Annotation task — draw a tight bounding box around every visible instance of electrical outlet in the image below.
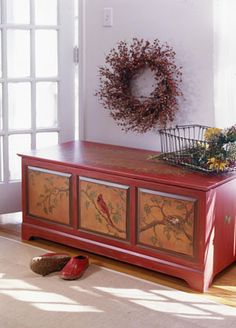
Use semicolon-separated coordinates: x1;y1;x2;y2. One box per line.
103;7;113;27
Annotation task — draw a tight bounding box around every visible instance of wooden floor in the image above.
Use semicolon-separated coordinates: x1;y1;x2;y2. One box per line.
1;212;236;308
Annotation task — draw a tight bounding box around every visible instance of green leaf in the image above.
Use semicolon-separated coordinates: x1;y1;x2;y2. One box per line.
85;200;90;210
95;213;102;223
108;202;113;211
89;191;97;200
112;213;120;224
151;236;157;245
165;232;171;240
176;204;185;210
163;199;172;206
144;204;151;215
151;196;161;204
86;184;92;190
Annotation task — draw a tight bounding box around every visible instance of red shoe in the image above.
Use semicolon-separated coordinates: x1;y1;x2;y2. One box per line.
30;253;71;276
59;255;89;280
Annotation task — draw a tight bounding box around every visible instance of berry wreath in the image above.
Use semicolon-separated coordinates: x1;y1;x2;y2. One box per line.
96;38;183;134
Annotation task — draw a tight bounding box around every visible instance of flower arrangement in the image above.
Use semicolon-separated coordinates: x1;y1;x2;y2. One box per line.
202;125;236;172
151;124;236;173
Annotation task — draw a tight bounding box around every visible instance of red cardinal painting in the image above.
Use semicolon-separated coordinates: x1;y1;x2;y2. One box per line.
97;194;113;226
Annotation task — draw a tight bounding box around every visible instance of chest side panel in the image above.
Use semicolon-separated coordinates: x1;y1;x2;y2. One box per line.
137;188;196;257
27;166;71;225
78;177;129;241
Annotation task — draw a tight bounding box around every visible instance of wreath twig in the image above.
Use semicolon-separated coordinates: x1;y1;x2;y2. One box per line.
96;38;183;133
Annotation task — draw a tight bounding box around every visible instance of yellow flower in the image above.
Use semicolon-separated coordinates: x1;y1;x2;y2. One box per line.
204;128;222;141
207;157;228;171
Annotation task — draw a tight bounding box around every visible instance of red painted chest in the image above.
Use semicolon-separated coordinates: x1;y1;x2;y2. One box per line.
19;141;236;291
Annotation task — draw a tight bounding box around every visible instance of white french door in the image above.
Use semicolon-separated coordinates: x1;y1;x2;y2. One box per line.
0;0;77;214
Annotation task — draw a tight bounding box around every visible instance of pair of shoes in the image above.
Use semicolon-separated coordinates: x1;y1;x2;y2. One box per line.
30;253;71;276
30;253;89;279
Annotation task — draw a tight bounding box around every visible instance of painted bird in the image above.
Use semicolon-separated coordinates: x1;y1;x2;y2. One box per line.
97;194;113;226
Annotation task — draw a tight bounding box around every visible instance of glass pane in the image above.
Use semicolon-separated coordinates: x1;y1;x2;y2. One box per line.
0;137;3;182
7;0;30;24
74;0;79;46
35;0;57;25
35;30;58;77
0;32;2;77
7;30;30;78
9;134;31;180
36;82;58;128
0;84;2;130
8;83;31;130
36;132;58;149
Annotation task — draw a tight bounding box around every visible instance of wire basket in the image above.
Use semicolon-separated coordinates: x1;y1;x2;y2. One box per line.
158;124;233;173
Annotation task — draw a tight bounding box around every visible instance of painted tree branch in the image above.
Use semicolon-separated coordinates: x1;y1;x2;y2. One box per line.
140;200;193;242
38;187;69;214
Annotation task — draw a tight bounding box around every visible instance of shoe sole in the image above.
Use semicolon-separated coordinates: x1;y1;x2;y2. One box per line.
30;255;71;276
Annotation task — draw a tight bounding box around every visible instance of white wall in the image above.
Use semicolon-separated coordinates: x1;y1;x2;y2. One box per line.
214;0;236;128
80;0;214;151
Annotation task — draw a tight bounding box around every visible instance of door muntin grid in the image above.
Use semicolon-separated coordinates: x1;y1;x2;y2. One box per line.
0;0;75;213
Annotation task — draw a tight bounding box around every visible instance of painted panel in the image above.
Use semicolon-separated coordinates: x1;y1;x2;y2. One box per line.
27;167;71;225
79;177;128;240
138;188;196;257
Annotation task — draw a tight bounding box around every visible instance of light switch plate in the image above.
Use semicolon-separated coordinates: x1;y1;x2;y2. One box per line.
103;7;113;27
